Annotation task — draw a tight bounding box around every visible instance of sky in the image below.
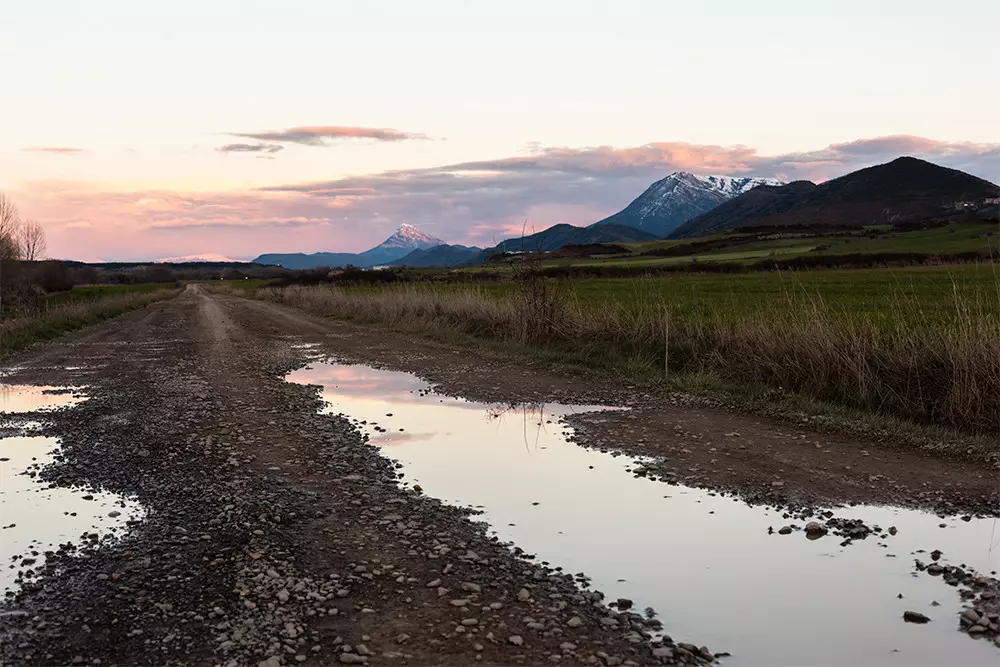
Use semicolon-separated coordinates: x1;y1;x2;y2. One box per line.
2;0;999;261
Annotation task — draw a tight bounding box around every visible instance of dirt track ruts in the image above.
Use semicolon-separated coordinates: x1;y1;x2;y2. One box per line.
1;285;996;667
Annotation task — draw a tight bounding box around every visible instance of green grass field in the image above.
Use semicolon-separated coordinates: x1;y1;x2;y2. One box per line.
429;262;1000;331
501;220;1000;270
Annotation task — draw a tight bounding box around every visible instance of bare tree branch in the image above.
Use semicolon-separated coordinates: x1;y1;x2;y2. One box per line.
19;219;46;261
0;191;23;261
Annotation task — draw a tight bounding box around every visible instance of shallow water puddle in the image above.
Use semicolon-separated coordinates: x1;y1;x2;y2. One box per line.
0;386;143;594
287;362;1000;666
0;385;83;414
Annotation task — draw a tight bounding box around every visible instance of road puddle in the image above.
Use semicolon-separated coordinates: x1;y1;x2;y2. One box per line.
287;361;1000;666
0;385;84;414
0;386;144;595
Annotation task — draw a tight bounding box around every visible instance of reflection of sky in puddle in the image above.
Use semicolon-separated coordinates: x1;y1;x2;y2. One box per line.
287;362;1000;667
0;386;144;594
0;385;85;413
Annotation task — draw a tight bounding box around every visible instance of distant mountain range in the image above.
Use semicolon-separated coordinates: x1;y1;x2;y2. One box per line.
250;157;1000;269
592;172;783;236
671;157;1000;238
253;223;657;270
253;224;444;269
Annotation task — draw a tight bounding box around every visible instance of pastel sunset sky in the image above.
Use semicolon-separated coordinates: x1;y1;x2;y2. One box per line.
4;0;999;261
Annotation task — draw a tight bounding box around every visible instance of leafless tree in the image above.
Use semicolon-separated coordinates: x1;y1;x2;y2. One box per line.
19;219;46;261
0;191;22;261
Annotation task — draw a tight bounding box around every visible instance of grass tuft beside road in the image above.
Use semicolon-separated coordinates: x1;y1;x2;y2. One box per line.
1;288;180;359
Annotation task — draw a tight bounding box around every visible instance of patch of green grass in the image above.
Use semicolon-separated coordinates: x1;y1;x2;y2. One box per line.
443;263;1000;331
814;222;1000;255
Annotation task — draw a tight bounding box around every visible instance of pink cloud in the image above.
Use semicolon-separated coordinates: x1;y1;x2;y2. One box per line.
22;147;86;154
229;125;430;146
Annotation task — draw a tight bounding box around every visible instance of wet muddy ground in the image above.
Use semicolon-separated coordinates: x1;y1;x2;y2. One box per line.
1;386;143;595
289;361;1000;666
1;286;998;666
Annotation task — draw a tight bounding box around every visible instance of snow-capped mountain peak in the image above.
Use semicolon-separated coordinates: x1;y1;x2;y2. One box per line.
376;224;444;250
592;172;785;236
158;253;245;263
701;174;784;197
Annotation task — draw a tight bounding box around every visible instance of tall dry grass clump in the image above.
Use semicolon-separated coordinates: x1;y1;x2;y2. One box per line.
257;275;1000;434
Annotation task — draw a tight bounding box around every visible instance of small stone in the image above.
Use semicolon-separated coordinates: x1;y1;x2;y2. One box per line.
903;611;931;624
450;599;468;607
517;588;531;602
567;616;583;628
804;522;827;537
508;635;524;646
961;609;981;625
778;526;792;535
339;654;367;665
426;579;442;588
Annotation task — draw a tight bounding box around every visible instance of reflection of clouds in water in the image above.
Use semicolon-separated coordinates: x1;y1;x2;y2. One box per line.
0;385;84;413
286;360;1000;667
290;364;591;456
292;364;429;404
367;431;437;446
1;435;144;593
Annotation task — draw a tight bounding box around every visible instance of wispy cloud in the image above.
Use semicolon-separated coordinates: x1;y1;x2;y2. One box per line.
217;143;284;154
228;125;429;146
22;146;86;154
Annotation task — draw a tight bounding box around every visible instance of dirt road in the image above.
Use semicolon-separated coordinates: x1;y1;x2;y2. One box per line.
1;286;996;666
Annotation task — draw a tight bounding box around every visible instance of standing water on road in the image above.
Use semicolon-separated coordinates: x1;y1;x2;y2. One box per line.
287;361;1000;667
0;385;144;594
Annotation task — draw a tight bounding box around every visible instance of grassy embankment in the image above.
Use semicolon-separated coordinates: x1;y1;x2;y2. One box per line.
253;262;1000;446
1;284;181;359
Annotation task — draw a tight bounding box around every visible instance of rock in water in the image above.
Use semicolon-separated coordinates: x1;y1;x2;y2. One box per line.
903;611;931;624
804;521;827;537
